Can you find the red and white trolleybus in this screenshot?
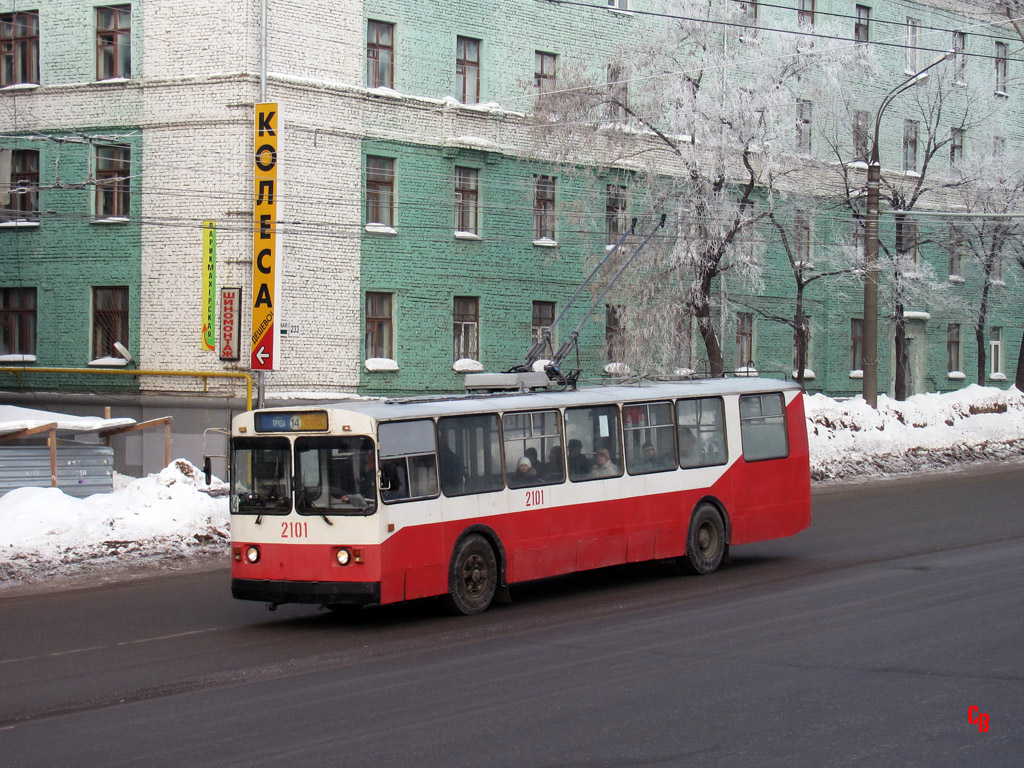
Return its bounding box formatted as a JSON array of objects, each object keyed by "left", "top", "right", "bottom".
[{"left": 229, "top": 377, "right": 811, "bottom": 614}]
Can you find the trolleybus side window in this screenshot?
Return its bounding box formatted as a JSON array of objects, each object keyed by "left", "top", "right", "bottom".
[
  {"left": 623, "top": 400, "right": 677, "bottom": 475},
  {"left": 565, "top": 404, "right": 623, "bottom": 482},
  {"left": 231, "top": 437, "right": 292, "bottom": 514},
  {"left": 378, "top": 420, "right": 439, "bottom": 503},
  {"left": 739, "top": 392, "right": 789, "bottom": 461},
  {"left": 294, "top": 436, "right": 378, "bottom": 515},
  {"left": 676, "top": 397, "right": 727, "bottom": 468},
  {"left": 503, "top": 409, "right": 564, "bottom": 487},
  {"left": 437, "top": 413, "right": 503, "bottom": 496}
]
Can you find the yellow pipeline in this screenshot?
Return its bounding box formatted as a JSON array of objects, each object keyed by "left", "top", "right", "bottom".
[{"left": 0, "top": 367, "right": 253, "bottom": 411}]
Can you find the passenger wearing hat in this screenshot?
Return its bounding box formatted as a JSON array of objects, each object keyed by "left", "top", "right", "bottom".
[
  {"left": 509, "top": 455, "right": 538, "bottom": 487},
  {"left": 589, "top": 446, "right": 620, "bottom": 478}
]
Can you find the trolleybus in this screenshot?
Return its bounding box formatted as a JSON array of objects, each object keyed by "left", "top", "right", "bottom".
[{"left": 229, "top": 377, "right": 811, "bottom": 614}]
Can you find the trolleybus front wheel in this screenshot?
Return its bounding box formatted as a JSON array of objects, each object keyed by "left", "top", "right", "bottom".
[
  {"left": 681, "top": 503, "right": 726, "bottom": 575},
  {"left": 446, "top": 533, "right": 498, "bottom": 615}
]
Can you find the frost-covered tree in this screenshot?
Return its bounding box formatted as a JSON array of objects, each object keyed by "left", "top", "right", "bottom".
[
  {"left": 947, "top": 154, "right": 1024, "bottom": 385},
  {"left": 529, "top": 0, "right": 862, "bottom": 377},
  {"left": 819, "top": 67, "right": 978, "bottom": 399}
]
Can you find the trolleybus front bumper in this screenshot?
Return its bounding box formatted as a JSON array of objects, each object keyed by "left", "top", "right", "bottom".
[{"left": 232, "top": 578, "right": 381, "bottom": 606}]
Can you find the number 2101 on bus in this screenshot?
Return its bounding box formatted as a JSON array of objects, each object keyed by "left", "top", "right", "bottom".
[{"left": 229, "top": 377, "right": 811, "bottom": 615}]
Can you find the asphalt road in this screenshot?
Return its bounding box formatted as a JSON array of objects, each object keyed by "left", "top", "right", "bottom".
[{"left": 1, "top": 463, "right": 1022, "bottom": 767}]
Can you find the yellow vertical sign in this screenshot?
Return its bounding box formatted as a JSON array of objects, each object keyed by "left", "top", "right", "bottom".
[
  {"left": 202, "top": 221, "right": 216, "bottom": 350},
  {"left": 251, "top": 104, "right": 278, "bottom": 370}
]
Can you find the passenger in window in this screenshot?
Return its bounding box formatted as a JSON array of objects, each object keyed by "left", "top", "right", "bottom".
[
  {"left": 509, "top": 456, "right": 538, "bottom": 487},
  {"left": 567, "top": 439, "right": 591, "bottom": 478},
  {"left": 544, "top": 446, "right": 564, "bottom": 479},
  {"left": 359, "top": 453, "right": 377, "bottom": 498},
  {"left": 525, "top": 447, "right": 539, "bottom": 467},
  {"left": 589, "top": 447, "right": 620, "bottom": 478},
  {"left": 679, "top": 428, "right": 700, "bottom": 467},
  {"left": 439, "top": 445, "right": 465, "bottom": 494},
  {"left": 637, "top": 442, "right": 665, "bottom": 472}
]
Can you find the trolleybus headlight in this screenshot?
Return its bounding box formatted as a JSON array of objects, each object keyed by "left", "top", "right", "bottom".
[
  {"left": 245, "top": 545, "right": 261, "bottom": 564},
  {"left": 336, "top": 548, "right": 352, "bottom": 566}
]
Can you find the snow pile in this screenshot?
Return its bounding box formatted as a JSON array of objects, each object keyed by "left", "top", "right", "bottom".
[
  {"left": 805, "top": 384, "right": 1024, "bottom": 480},
  {"left": 0, "top": 459, "right": 228, "bottom": 583}
]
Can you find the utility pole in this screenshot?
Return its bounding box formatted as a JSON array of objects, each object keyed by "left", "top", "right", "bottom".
[{"left": 862, "top": 51, "right": 954, "bottom": 408}]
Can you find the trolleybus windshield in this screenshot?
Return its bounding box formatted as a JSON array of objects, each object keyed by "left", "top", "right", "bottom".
[
  {"left": 295, "top": 436, "right": 377, "bottom": 515},
  {"left": 232, "top": 437, "right": 292, "bottom": 514}
]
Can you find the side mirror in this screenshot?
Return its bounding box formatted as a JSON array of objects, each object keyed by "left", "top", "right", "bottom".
[
  {"left": 203, "top": 456, "right": 212, "bottom": 485},
  {"left": 378, "top": 470, "right": 391, "bottom": 491}
]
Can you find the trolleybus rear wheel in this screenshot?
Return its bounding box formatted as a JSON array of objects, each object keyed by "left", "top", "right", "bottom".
[
  {"left": 681, "top": 503, "right": 726, "bottom": 575},
  {"left": 446, "top": 534, "right": 498, "bottom": 615}
]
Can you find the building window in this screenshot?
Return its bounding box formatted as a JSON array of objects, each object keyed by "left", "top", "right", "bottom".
[
  {"left": 993, "top": 136, "right": 1005, "bottom": 157},
  {"left": 794, "top": 209, "right": 811, "bottom": 263},
  {"left": 0, "top": 287, "right": 36, "bottom": 356},
  {"left": 797, "top": 0, "right": 814, "bottom": 27},
  {"left": 2, "top": 149, "right": 39, "bottom": 222},
  {"left": 534, "top": 51, "right": 556, "bottom": 92},
  {"left": 365, "top": 156, "right": 394, "bottom": 227},
  {"left": 948, "top": 227, "right": 962, "bottom": 278},
  {"left": 607, "top": 64, "right": 628, "bottom": 121},
  {"left": 900, "top": 220, "right": 920, "bottom": 265},
  {"left": 95, "top": 144, "right": 130, "bottom": 219},
  {"left": 851, "top": 318, "right": 864, "bottom": 372},
  {"left": 952, "top": 31, "right": 966, "bottom": 83},
  {"left": 852, "top": 215, "right": 866, "bottom": 263},
  {"left": 605, "top": 305, "right": 624, "bottom": 363},
  {"left": 365, "top": 292, "right": 393, "bottom": 360},
  {"left": 853, "top": 110, "right": 870, "bottom": 162},
  {"left": 92, "top": 286, "right": 129, "bottom": 360},
  {"left": 606, "top": 184, "right": 628, "bottom": 244},
  {"left": 995, "top": 41, "right": 1008, "bottom": 94},
  {"left": 990, "top": 328, "right": 1004, "bottom": 377},
  {"left": 455, "top": 167, "right": 479, "bottom": 234},
  {"left": 534, "top": 175, "right": 556, "bottom": 241},
  {"left": 453, "top": 296, "right": 479, "bottom": 361},
  {"left": 950, "top": 128, "right": 964, "bottom": 165},
  {"left": 736, "top": 313, "right": 753, "bottom": 368},
  {"left": 991, "top": 254, "right": 1003, "bottom": 283},
  {"left": 947, "top": 324, "right": 961, "bottom": 373},
  {"left": 854, "top": 5, "right": 870, "bottom": 44},
  {"left": 96, "top": 5, "right": 131, "bottom": 80},
  {"left": 740, "top": 2, "right": 758, "bottom": 25},
  {"left": 1, "top": 10, "right": 39, "bottom": 86},
  {"left": 366, "top": 20, "right": 394, "bottom": 89},
  {"left": 796, "top": 99, "right": 812, "bottom": 154},
  {"left": 607, "top": 0, "right": 629, "bottom": 9},
  {"left": 905, "top": 18, "right": 921, "bottom": 73},
  {"left": 903, "top": 120, "right": 918, "bottom": 173},
  {"left": 456, "top": 36, "right": 480, "bottom": 105},
  {"left": 532, "top": 301, "right": 555, "bottom": 346}
]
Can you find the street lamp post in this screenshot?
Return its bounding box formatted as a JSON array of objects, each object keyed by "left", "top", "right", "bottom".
[{"left": 862, "top": 51, "right": 955, "bottom": 409}]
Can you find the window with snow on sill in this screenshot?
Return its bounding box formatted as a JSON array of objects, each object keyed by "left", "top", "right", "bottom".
[
  {"left": 365, "top": 223, "right": 397, "bottom": 235},
  {"left": 604, "top": 362, "right": 632, "bottom": 375},
  {"left": 533, "top": 237, "right": 558, "bottom": 247},
  {"left": 792, "top": 369, "right": 816, "bottom": 380},
  {"left": 365, "top": 357, "right": 398, "bottom": 372},
  {"left": 947, "top": 371, "right": 966, "bottom": 380},
  {"left": 849, "top": 369, "right": 863, "bottom": 379},
  {"left": 88, "top": 357, "right": 129, "bottom": 367}
]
